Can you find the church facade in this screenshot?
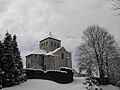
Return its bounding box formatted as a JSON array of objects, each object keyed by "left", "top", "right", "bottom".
[{"left": 26, "top": 32, "right": 72, "bottom": 70}]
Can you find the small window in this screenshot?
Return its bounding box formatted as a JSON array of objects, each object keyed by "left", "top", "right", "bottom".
[
  {"left": 46, "top": 41, "right": 48, "bottom": 46},
  {"left": 54, "top": 42, "right": 56, "bottom": 47},
  {"left": 61, "top": 53, "right": 64, "bottom": 59},
  {"left": 57, "top": 44, "right": 59, "bottom": 48},
  {"left": 41, "top": 44, "right": 43, "bottom": 47},
  {"left": 34, "top": 55, "right": 38, "bottom": 63},
  {"left": 51, "top": 42, "right": 53, "bottom": 47}
]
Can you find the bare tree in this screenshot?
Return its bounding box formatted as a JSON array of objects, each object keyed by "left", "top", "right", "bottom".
[
  {"left": 110, "top": 0, "right": 120, "bottom": 15},
  {"left": 111, "top": 0, "right": 120, "bottom": 10},
  {"left": 77, "top": 25, "right": 119, "bottom": 84}
]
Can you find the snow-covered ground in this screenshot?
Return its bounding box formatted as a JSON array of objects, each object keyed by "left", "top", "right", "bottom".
[
  {"left": 3, "top": 77, "right": 86, "bottom": 90},
  {"left": 100, "top": 85, "right": 120, "bottom": 90},
  {"left": 3, "top": 77, "right": 120, "bottom": 90}
]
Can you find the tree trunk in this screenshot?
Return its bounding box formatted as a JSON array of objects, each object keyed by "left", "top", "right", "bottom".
[
  {"left": 99, "top": 66, "right": 105, "bottom": 85},
  {"left": 105, "top": 60, "right": 110, "bottom": 84}
]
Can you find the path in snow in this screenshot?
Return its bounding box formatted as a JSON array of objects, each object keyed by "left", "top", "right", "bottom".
[{"left": 4, "top": 77, "right": 86, "bottom": 90}]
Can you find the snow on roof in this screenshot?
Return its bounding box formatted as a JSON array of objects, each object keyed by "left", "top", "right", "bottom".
[
  {"left": 41, "top": 32, "right": 60, "bottom": 41},
  {"left": 60, "top": 67, "right": 73, "bottom": 71},
  {"left": 46, "top": 51, "right": 54, "bottom": 56},
  {"left": 45, "top": 70, "right": 67, "bottom": 73},
  {"left": 27, "top": 47, "right": 63, "bottom": 56},
  {"left": 25, "top": 68, "right": 45, "bottom": 72},
  {"left": 46, "top": 47, "right": 63, "bottom": 56},
  {"left": 51, "top": 47, "right": 63, "bottom": 53},
  {"left": 46, "top": 32, "right": 56, "bottom": 39},
  {"left": 27, "top": 48, "right": 47, "bottom": 55}
]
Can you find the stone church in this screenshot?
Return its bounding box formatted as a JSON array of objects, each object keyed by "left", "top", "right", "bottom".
[{"left": 26, "top": 32, "right": 72, "bottom": 70}]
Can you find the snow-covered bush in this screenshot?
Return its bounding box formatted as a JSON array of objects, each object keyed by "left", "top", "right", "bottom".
[
  {"left": 116, "top": 81, "right": 120, "bottom": 88},
  {"left": 89, "top": 77, "right": 100, "bottom": 86},
  {"left": 26, "top": 68, "right": 45, "bottom": 79},
  {"left": 84, "top": 77, "right": 102, "bottom": 90}
]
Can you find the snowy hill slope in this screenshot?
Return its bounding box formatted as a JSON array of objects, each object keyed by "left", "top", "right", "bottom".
[
  {"left": 4, "top": 77, "right": 86, "bottom": 90},
  {"left": 3, "top": 77, "right": 120, "bottom": 90}
]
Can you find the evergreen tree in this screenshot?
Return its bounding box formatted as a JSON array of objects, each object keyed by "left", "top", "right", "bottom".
[
  {"left": 0, "top": 31, "right": 26, "bottom": 87},
  {"left": 0, "top": 68, "right": 3, "bottom": 89},
  {"left": 0, "top": 40, "right": 3, "bottom": 69},
  {"left": 0, "top": 40, "right": 4, "bottom": 89},
  {"left": 0, "top": 40, "right": 3, "bottom": 71},
  {"left": 12, "top": 35, "right": 26, "bottom": 83},
  {"left": 2, "top": 32, "right": 15, "bottom": 87}
]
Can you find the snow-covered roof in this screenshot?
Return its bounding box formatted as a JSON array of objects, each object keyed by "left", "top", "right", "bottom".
[
  {"left": 46, "top": 51, "right": 54, "bottom": 56},
  {"left": 41, "top": 32, "right": 60, "bottom": 41},
  {"left": 27, "top": 47, "right": 67, "bottom": 57},
  {"left": 45, "top": 32, "right": 56, "bottom": 39},
  {"left": 60, "top": 67, "right": 73, "bottom": 71},
  {"left": 46, "top": 47, "right": 63, "bottom": 56},
  {"left": 51, "top": 47, "right": 63, "bottom": 53},
  {"left": 27, "top": 48, "right": 47, "bottom": 56},
  {"left": 45, "top": 70, "right": 67, "bottom": 73}
]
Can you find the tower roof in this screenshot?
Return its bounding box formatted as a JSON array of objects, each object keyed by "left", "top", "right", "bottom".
[
  {"left": 40, "top": 32, "right": 61, "bottom": 42},
  {"left": 45, "top": 32, "right": 56, "bottom": 39}
]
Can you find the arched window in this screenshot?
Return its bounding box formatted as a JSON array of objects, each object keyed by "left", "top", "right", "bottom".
[{"left": 61, "top": 53, "right": 64, "bottom": 59}]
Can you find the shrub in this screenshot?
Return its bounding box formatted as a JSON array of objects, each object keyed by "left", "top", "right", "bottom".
[
  {"left": 25, "top": 68, "right": 73, "bottom": 84},
  {"left": 116, "top": 81, "right": 120, "bottom": 88},
  {"left": 25, "top": 68, "right": 45, "bottom": 79}
]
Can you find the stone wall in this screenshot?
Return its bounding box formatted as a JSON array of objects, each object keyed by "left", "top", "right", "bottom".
[
  {"left": 26, "top": 54, "right": 44, "bottom": 69},
  {"left": 51, "top": 47, "right": 72, "bottom": 70},
  {"left": 45, "top": 56, "right": 55, "bottom": 70}
]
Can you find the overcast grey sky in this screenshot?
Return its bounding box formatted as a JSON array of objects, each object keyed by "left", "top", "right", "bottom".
[{"left": 0, "top": 0, "right": 120, "bottom": 70}]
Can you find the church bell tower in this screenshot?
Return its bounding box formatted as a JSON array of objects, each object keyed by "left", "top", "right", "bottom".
[{"left": 39, "top": 32, "right": 61, "bottom": 52}]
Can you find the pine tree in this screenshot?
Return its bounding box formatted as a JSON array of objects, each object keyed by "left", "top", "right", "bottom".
[
  {"left": 2, "top": 32, "right": 16, "bottom": 87},
  {"left": 12, "top": 35, "right": 26, "bottom": 84},
  {"left": 0, "top": 40, "right": 4, "bottom": 89},
  {"left": 0, "top": 40, "right": 3, "bottom": 71},
  {"left": 0, "top": 68, "right": 3, "bottom": 89},
  {"left": 0, "top": 32, "right": 26, "bottom": 87}
]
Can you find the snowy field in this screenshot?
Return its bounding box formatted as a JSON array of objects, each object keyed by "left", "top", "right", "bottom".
[{"left": 3, "top": 77, "right": 120, "bottom": 90}]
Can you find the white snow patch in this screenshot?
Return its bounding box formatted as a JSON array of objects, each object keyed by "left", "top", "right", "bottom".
[
  {"left": 100, "top": 85, "right": 120, "bottom": 90},
  {"left": 27, "top": 48, "right": 47, "bottom": 56},
  {"left": 3, "top": 77, "right": 120, "bottom": 90},
  {"left": 4, "top": 77, "right": 86, "bottom": 90}
]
